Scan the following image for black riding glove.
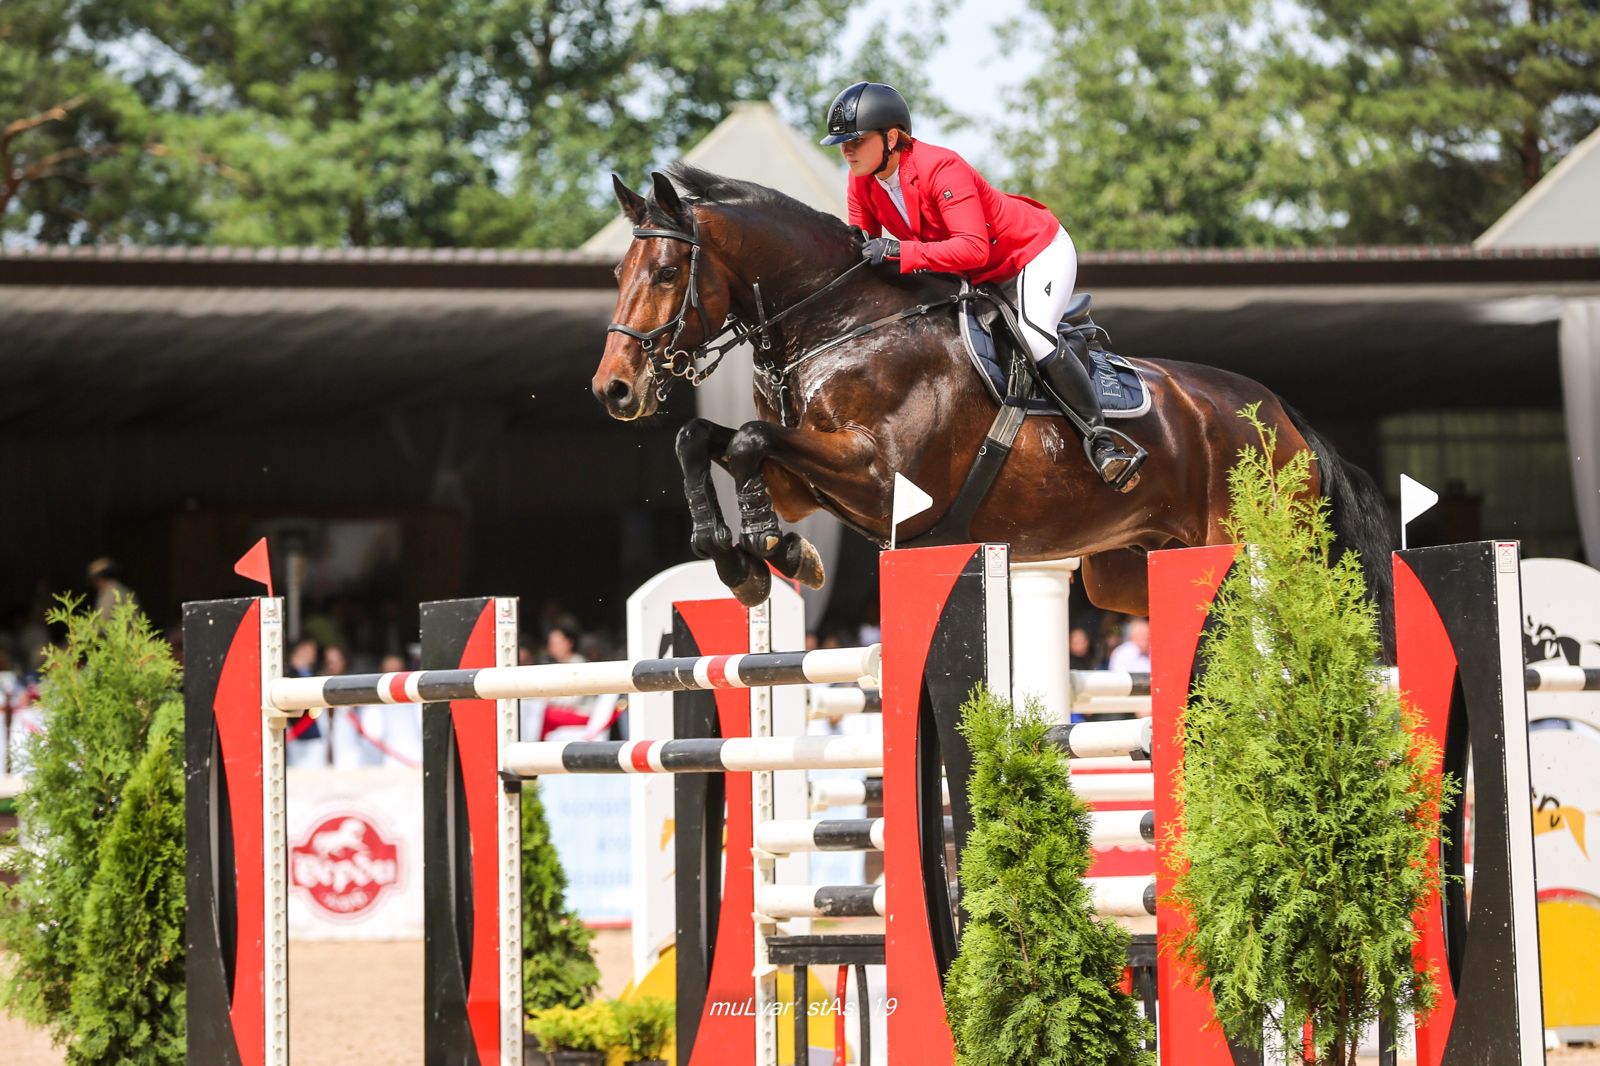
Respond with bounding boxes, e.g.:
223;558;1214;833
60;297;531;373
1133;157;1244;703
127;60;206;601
861;237;900;265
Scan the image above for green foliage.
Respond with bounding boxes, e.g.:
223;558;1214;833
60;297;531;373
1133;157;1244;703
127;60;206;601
526;1001;615;1054
4;0;953;247
67;699;186;1065
609;996;674;1060
1165;406;1451;1066
0;596;185;1065
999;0;1598;248
520;781;600;1012
1000;0;1314;250
944;687;1152;1066
1285;0;1600;243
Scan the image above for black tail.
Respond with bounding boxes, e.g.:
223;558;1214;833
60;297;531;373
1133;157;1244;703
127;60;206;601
1283;405;1398;663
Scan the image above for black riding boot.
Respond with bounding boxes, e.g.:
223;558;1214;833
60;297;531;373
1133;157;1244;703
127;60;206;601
1036;344;1145;492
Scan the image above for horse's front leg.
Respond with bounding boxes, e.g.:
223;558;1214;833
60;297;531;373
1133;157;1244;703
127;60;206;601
723;421;883;591
676;418;771;607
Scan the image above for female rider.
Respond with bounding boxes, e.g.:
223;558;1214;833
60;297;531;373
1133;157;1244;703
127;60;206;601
820;81;1142;491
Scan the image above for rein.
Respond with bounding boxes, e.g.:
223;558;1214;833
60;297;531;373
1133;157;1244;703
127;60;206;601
608;208;966;419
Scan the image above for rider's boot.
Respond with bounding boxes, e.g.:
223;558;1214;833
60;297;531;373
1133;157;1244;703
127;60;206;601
1036;340;1145;492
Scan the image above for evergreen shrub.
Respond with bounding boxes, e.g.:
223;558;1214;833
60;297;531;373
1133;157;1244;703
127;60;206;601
944;686;1152;1065
1165;408;1451;1066
521;780;600;1011
0;597;185;1065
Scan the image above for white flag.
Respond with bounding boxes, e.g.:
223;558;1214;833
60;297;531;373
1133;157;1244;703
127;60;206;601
1399;474;1439;550
890;473;934;550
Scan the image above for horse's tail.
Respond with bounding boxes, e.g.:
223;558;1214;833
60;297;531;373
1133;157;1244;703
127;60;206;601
1282;404;1398;663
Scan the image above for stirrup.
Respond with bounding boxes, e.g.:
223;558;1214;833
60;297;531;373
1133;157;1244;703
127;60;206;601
1085;429;1147;494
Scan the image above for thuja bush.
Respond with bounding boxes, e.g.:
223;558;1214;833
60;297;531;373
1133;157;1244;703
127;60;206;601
1166;407;1451;1066
944;687;1152;1066
0;597;185;1065
520;780;600;1011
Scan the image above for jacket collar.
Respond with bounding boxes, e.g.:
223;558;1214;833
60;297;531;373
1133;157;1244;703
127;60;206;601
875;140;920;233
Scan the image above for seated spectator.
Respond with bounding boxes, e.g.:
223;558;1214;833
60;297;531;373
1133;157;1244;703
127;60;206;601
333;652;420;769
284;638;329;768
1068;627;1097;670
1106;617;1151;674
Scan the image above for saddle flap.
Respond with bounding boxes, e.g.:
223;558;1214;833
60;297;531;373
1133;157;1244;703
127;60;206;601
957;282;1150;419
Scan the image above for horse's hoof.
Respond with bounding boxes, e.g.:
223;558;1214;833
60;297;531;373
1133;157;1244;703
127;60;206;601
730;568;772;608
792;539;826;590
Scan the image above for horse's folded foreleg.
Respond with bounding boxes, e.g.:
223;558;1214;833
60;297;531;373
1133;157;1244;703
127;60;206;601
723;421;875;592
675;419;771;606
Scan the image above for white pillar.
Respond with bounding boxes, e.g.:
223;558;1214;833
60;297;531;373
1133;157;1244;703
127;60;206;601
1009;557;1078;721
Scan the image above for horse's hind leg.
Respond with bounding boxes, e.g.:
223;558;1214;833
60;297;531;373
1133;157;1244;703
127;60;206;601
675;419;771;607
724;422;826;590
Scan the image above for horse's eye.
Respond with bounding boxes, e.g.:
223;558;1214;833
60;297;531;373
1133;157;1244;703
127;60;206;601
653;266;679;284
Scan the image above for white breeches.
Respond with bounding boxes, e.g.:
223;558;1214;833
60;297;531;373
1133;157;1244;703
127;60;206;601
1014;227;1078;363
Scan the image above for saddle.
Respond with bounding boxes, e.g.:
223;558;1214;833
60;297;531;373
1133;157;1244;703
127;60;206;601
904;284;1149;546
956;281;1150;418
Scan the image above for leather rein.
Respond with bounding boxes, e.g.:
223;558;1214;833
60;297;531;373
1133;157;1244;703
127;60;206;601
606;208;965;423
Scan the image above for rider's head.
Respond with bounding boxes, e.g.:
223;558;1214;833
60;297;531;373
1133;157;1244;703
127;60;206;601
821;82;911;178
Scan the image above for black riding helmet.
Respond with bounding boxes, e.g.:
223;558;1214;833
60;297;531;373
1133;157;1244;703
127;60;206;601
819;82;912;145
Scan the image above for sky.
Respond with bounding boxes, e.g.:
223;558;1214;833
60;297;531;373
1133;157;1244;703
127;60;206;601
845;0;1042;171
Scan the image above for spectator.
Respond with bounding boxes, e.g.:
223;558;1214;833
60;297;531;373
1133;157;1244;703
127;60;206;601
284;638;329;768
86;557;136;620
1068;627;1097;670
1106;618;1151;675
334;652;418;769
541;618;586;666
372;652;423;767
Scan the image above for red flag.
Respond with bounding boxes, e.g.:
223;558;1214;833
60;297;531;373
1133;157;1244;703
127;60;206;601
234;537;274;597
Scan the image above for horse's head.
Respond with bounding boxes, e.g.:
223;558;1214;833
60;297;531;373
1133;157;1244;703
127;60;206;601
595;172;736;420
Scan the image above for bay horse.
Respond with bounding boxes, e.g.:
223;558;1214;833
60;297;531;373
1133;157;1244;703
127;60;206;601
594;165;1395;650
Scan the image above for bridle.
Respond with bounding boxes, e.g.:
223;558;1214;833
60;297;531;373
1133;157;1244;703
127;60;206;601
605;211;729;399
606;202;964;419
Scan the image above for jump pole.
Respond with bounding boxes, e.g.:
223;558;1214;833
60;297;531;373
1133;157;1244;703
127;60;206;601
185;542;1011;1066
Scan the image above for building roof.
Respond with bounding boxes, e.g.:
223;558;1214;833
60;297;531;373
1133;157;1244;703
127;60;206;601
1477;125;1600;249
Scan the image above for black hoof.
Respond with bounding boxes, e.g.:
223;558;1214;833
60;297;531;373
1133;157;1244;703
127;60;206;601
729;566;772;607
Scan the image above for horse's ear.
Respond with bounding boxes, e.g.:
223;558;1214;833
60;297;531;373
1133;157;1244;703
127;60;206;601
650;171;683;218
612;174;649;225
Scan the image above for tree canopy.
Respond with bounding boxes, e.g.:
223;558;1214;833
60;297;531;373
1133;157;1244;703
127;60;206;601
999;0;1599;247
5;0;1594;249
2;0;945;247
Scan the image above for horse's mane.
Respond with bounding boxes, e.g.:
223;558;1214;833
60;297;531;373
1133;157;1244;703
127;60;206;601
659;162;955;299
661;162;865;255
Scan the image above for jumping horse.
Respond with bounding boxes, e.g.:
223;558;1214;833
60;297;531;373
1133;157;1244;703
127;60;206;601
594;166;1395;649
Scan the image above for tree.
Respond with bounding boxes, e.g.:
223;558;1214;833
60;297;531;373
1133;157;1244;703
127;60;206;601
1164;408;1450;1066
997;0;1316;250
0;3;182;243
4;0;952;248
1286;0;1600;243
0;597;185;1065
944;687;1152;1066
999;0;1599;249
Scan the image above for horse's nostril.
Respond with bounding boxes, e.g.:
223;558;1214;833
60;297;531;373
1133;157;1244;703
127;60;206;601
604;379;633;406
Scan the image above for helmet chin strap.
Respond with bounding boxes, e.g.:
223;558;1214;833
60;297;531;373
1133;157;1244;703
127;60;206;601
872;130;894;176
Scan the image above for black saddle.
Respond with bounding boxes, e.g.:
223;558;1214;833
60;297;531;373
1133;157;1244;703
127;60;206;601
958;286;1149;418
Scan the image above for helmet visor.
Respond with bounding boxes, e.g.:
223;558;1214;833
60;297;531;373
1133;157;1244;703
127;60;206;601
820;129;868;146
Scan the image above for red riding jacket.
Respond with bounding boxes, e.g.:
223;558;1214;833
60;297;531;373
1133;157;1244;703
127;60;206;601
847;139;1061;284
